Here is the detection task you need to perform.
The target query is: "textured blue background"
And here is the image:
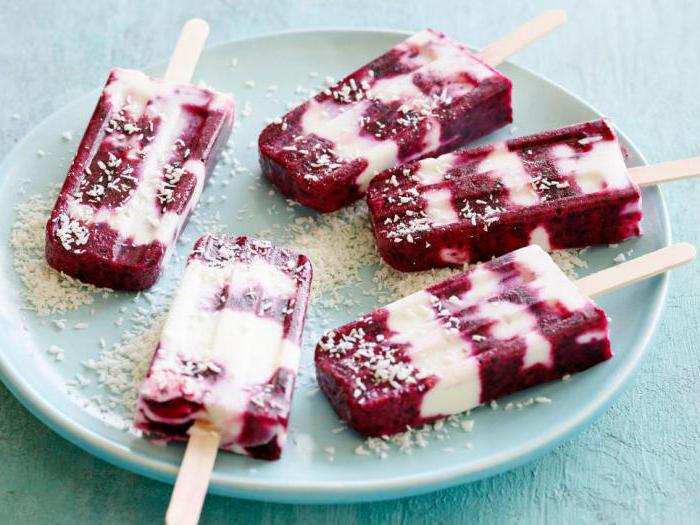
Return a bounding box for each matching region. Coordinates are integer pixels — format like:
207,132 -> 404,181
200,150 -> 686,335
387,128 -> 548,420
1,0 -> 699,523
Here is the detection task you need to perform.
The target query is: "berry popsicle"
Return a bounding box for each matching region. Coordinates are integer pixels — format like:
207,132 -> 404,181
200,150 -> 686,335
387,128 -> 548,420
368,119 -> 700,271
315,243 -> 695,437
136,235 -> 312,459
45,20 -> 234,290
139,235 -> 312,524
259,10 -> 566,212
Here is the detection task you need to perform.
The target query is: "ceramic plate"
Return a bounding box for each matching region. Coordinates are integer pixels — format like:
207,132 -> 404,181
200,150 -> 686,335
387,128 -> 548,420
0,29 -> 670,503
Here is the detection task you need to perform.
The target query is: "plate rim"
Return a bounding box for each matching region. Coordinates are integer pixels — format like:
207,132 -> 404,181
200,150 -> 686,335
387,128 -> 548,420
0,27 -> 671,502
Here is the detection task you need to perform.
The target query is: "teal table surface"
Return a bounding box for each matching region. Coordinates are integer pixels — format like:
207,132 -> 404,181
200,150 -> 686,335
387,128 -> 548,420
1,0 -> 699,523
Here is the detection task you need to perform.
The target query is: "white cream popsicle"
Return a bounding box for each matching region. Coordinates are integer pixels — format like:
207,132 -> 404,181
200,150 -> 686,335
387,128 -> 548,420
136,235 -> 312,459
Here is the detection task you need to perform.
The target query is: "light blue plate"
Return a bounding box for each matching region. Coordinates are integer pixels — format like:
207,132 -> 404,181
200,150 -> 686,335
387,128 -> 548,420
0,29 -> 670,503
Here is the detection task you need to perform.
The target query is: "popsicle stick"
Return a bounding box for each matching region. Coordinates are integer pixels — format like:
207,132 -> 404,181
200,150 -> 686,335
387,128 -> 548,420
575,243 -> 696,298
165,421 -> 221,525
164,18 -> 210,84
629,157 -> 700,187
479,9 -> 567,67
161,21 -> 216,525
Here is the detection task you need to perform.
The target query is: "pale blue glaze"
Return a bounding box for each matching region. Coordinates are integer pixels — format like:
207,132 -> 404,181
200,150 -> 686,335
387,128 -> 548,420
1,0 -> 698,523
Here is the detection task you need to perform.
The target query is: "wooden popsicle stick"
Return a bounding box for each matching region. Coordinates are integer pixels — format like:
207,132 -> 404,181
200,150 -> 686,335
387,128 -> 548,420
629,157 -> 700,187
165,421 -> 221,525
164,19 -> 210,84
160,19 -> 217,525
479,10 -> 567,67
575,243 -> 696,298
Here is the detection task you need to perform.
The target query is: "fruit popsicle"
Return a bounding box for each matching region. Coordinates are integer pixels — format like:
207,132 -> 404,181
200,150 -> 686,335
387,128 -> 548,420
368,119 -> 642,271
135,235 -> 312,460
315,244 -> 609,437
259,28 -> 511,213
46,41 -> 234,290
259,11 -> 567,213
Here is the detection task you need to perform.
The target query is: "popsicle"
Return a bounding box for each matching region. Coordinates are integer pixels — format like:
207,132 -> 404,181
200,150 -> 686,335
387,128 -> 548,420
136,235 -> 312,522
45,20 -> 235,290
258,10 -> 567,212
315,243 -> 695,437
136,234 -> 312,456
368,119 -> 700,271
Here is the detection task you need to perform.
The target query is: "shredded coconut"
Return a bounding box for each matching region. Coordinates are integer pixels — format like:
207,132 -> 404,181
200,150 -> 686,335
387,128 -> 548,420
10,190 -> 109,315
83,316 -> 165,415
353,388 -> 556,459
274,201 -> 587,307
551,249 -> 588,279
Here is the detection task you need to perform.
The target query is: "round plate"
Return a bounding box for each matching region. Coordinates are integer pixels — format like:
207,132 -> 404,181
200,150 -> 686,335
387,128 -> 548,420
0,29 -> 670,503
